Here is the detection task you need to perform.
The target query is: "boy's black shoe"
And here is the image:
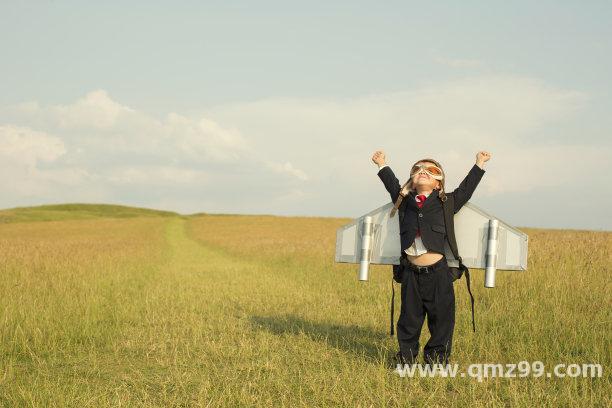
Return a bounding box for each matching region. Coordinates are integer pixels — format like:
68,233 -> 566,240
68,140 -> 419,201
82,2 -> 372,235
391,351 -> 417,368
424,352 -> 450,367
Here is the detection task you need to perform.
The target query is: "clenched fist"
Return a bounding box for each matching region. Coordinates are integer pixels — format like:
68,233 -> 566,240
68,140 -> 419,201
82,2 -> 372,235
476,151 -> 492,169
372,150 -> 386,166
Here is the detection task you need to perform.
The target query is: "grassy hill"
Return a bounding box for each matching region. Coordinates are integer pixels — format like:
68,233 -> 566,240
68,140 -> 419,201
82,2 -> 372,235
0,203 -> 181,224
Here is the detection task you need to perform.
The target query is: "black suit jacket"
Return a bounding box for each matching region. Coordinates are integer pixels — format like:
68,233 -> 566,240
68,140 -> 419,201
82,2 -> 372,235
377,163 -> 485,255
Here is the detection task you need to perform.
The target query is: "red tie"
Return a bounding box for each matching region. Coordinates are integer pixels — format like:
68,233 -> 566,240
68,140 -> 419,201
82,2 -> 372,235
415,194 -> 426,237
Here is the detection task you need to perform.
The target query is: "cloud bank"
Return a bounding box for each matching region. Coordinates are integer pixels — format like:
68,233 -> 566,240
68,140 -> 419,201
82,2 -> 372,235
1,76 -> 609,229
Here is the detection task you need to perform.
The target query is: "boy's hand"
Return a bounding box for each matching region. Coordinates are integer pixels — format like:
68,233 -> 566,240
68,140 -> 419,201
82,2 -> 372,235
372,150 -> 386,166
476,151 -> 491,169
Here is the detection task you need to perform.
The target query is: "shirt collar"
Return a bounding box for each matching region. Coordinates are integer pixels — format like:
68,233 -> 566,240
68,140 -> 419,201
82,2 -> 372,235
414,189 -> 435,199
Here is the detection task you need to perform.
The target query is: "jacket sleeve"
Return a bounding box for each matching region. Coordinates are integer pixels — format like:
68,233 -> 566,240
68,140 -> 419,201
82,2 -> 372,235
377,166 -> 402,203
452,164 -> 485,213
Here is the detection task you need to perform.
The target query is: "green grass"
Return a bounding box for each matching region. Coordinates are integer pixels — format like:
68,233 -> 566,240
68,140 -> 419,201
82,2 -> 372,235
0,204 -> 610,406
0,203 -> 179,224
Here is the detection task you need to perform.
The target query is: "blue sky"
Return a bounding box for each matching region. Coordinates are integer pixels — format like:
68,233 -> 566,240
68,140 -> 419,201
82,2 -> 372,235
1,1 -> 610,230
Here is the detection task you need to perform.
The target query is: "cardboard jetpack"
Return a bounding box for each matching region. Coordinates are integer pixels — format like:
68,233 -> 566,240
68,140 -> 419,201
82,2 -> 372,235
335,201 -> 528,287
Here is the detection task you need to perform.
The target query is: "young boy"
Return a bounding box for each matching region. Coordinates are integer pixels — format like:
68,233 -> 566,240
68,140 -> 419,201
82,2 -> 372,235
371,150 -> 491,366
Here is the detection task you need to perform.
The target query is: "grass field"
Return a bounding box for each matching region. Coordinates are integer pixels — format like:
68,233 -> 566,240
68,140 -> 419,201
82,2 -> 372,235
0,204 -> 610,407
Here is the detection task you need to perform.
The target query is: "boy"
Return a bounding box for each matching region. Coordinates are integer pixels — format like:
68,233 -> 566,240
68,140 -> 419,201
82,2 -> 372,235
371,150 -> 491,365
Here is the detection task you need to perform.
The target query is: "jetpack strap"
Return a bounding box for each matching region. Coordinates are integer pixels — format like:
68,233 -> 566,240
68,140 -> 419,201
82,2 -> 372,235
463,264 -> 476,333
442,193 -> 460,259
390,182 -> 410,218
390,276 -> 395,336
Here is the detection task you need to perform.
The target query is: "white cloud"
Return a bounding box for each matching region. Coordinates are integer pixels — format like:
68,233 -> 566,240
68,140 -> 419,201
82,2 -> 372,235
472,144 -> 609,195
0,125 -> 94,197
264,160 -> 309,181
10,90 -> 135,130
0,124 -> 65,167
165,113 -> 248,162
53,90 -> 134,129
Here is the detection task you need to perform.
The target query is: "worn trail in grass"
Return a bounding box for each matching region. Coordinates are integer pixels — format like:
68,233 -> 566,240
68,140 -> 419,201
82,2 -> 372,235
116,217 -> 401,406
111,217 -> 373,406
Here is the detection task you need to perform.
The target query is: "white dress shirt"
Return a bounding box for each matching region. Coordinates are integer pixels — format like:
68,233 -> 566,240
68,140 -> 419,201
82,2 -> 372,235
377,164 -> 429,256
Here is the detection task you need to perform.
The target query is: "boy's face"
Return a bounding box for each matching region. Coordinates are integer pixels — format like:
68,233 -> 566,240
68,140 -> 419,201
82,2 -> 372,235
411,161 -> 441,189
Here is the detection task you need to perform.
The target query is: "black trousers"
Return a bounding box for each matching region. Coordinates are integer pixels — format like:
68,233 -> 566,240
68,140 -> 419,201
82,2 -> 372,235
397,256 -> 455,365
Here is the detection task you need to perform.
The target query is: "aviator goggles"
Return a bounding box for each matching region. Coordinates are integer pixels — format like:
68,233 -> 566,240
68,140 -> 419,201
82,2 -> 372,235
410,163 -> 444,180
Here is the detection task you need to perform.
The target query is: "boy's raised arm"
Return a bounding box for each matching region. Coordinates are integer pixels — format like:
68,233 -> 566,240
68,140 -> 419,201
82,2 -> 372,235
452,151 -> 491,213
372,150 -> 401,203
378,166 -> 402,203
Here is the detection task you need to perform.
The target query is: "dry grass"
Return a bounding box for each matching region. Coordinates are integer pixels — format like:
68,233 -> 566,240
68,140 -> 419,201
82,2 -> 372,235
1,207 -> 610,406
